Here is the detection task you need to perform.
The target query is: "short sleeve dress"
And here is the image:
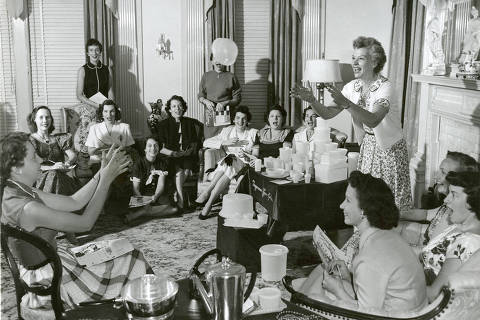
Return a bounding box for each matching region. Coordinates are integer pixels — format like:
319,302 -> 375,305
30,133 -> 80,196
0,180 -> 151,309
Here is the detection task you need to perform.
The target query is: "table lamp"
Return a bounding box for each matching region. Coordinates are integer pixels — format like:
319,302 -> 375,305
303,59 -> 342,105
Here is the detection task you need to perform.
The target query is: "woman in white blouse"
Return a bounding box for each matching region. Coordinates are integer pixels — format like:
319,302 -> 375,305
85,100 -> 135,162
291,36 -> 411,212
195,106 -> 258,219
293,107 -> 317,154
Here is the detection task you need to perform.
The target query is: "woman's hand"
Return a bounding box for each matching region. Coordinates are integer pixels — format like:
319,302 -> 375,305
101,147 -> 130,183
215,102 -> 225,112
202,98 -> 216,111
327,260 -> 350,280
290,83 -> 316,103
171,150 -> 185,158
222,137 -> 239,146
326,84 -> 351,109
322,270 -> 344,295
101,144 -> 117,169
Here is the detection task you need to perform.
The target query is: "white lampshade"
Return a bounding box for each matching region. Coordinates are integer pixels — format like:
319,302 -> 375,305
303,59 -> 342,83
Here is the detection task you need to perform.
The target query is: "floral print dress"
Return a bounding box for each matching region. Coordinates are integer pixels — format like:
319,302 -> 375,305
421,225 -> 480,284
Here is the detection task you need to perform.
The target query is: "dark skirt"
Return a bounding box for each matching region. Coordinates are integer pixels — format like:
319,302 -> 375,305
258,142 -> 283,159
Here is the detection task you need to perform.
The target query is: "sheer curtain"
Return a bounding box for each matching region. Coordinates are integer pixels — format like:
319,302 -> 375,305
388,0 -> 425,155
270,0 -> 303,127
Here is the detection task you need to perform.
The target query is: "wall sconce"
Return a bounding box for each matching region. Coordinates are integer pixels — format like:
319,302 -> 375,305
155,33 -> 174,60
303,59 -> 342,104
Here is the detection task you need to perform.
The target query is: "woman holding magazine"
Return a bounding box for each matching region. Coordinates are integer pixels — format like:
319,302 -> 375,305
0,133 -> 151,309
299,171 -> 427,314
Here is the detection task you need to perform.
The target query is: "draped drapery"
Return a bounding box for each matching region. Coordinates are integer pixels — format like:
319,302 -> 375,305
204,0 -> 235,69
83,0 -> 117,68
270,0 -> 303,127
388,0 -> 425,156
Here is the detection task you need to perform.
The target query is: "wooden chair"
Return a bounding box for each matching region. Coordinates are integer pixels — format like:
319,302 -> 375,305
1,223 -> 125,320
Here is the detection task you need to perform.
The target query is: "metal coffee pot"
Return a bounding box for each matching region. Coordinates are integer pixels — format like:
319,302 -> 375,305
191,256 -> 255,320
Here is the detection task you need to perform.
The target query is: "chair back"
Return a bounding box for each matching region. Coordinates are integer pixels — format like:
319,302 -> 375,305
1,223 -> 65,319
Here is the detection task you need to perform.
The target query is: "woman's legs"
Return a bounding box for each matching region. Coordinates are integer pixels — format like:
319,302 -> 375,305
200,175 -> 231,217
175,166 -> 186,209
196,170 -> 225,203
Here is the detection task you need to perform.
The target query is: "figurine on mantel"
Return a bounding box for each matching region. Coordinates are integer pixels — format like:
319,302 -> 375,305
459,7 -> 480,67
420,0 -> 447,76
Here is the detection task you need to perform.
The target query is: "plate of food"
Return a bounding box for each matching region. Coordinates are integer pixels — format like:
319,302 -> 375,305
262,168 -> 289,179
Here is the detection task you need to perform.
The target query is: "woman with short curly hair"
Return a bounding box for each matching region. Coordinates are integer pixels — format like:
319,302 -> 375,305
0,132 -> 151,309
299,171 -> 427,314
292,36 -> 411,212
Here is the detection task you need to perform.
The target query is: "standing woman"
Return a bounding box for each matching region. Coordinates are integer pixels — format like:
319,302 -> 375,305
28,106 -> 79,196
157,95 -> 198,211
198,53 -> 242,139
291,36 -> 411,211
75,38 -> 113,153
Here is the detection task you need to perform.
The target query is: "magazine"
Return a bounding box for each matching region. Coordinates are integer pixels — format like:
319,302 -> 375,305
129,196 -> 153,208
70,238 -> 134,267
312,226 -> 347,266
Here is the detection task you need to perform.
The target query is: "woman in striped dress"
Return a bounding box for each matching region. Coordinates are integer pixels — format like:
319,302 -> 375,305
0,132 -> 151,309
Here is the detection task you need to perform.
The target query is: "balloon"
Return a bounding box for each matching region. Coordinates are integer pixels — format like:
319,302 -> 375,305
211,38 -> 238,66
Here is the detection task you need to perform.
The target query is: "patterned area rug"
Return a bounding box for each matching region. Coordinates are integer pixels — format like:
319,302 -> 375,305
1,205 -> 327,319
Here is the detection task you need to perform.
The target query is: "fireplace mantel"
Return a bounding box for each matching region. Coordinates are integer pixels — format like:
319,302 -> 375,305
409,74 -> 480,207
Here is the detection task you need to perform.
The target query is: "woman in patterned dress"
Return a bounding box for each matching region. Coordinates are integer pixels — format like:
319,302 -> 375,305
421,171 -> 480,302
74,38 -> 113,154
0,132 -> 151,309
27,106 -> 79,196
291,36 -> 411,211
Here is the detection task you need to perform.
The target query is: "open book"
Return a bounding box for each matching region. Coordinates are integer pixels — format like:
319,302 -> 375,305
70,238 -> 134,267
312,226 -> 347,266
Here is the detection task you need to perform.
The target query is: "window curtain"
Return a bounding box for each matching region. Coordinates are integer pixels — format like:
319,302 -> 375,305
204,0 -> 235,69
388,0 -> 425,155
83,0 -> 117,68
270,0 -> 303,127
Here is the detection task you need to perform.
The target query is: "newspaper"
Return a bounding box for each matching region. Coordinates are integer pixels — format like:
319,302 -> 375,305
312,225 -> 347,266
70,238 -> 134,267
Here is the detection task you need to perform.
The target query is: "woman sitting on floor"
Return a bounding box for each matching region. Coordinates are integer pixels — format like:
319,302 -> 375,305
124,137 -> 178,223
258,105 -> 294,159
0,133 -> 151,309
195,106 -> 258,219
421,171 -> 480,302
299,171 -> 427,315
156,95 -> 198,211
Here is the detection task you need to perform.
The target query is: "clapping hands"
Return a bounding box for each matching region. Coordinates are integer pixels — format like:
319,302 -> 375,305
325,84 -> 350,108
101,145 -> 131,182
290,82 -> 316,103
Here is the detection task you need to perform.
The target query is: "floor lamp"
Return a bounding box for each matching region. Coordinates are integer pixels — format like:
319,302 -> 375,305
303,59 -> 342,105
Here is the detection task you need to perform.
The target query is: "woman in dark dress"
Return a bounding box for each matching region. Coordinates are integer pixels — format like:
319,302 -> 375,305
74,38 -> 113,154
156,95 -> 198,210
257,105 -> 294,159
27,106 -> 79,195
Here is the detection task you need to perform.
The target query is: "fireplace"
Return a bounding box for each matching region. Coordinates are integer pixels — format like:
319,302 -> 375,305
410,74 -> 480,207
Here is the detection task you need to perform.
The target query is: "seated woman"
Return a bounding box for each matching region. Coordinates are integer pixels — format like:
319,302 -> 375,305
422,171 -> 480,302
156,95 -> 198,211
195,106 -> 258,219
299,171 -> 427,314
85,100 -> 135,159
398,152 -> 478,248
27,106 -> 79,196
293,107 -> 317,154
258,105 -> 294,159
124,137 -> 178,223
0,133 -> 151,309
